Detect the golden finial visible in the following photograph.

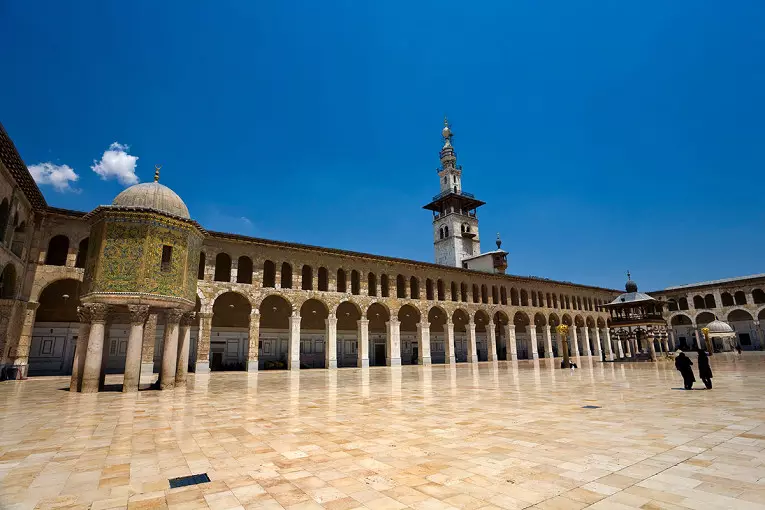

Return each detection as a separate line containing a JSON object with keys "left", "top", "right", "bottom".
{"left": 444, "top": 115, "right": 449, "bottom": 127}
{"left": 627, "top": 270, "right": 631, "bottom": 280}
{"left": 154, "top": 165, "right": 161, "bottom": 182}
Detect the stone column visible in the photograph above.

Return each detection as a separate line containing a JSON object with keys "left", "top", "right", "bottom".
{"left": 544, "top": 326, "right": 554, "bottom": 359}
{"left": 624, "top": 334, "right": 632, "bottom": 357}
{"left": 70, "top": 306, "right": 91, "bottom": 392}
{"left": 81, "top": 304, "right": 110, "bottom": 393}
{"left": 246, "top": 309, "right": 259, "bottom": 372}
{"left": 11, "top": 301, "right": 39, "bottom": 377}
{"left": 571, "top": 326, "right": 579, "bottom": 356}
{"left": 386, "top": 318, "right": 401, "bottom": 366}
{"left": 487, "top": 321, "right": 498, "bottom": 361}
{"left": 647, "top": 331, "right": 657, "bottom": 361}
{"left": 357, "top": 318, "right": 370, "bottom": 367}
{"left": 123, "top": 305, "right": 149, "bottom": 392}
{"left": 616, "top": 334, "right": 625, "bottom": 358}
{"left": 662, "top": 332, "right": 669, "bottom": 353}
{"left": 668, "top": 329, "right": 676, "bottom": 350}
{"left": 444, "top": 320, "right": 456, "bottom": 365}
{"left": 528, "top": 325, "right": 539, "bottom": 359}
{"left": 195, "top": 312, "right": 213, "bottom": 373}
{"left": 325, "top": 314, "right": 337, "bottom": 369}
{"left": 175, "top": 312, "right": 194, "bottom": 387}
{"left": 506, "top": 325, "right": 518, "bottom": 361}
{"left": 140, "top": 312, "right": 157, "bottom": 378}
{"left": 582, "top": 327, "right": 591, "bottom": 356}
{"left": 415, "top": 321, "right": 431, "bottom": 365}
{"left": 603, "top": 328, "right": 614, "bottom": 361}
{"left": 160, "top": 309, "right": 182, "bottom": 390}
{"left": 693, "top": 328, "right": 701, "bottom": 349}
{"left": 593, "top": 328, "right": 602, "bottom": 358}
{"left": 288, "top": 312, "right": 301, "bottom": 370}
{"left": 466, "top": 319, "right": 478, "bottom": 363}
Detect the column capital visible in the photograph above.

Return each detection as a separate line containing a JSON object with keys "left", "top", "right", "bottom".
{"left": 386, "top": 318, "right": 400, "bottom": 325}
{"left": 357, "top": 318, "right": 369, "bottom": 326}
{"left": 165, "top": 308, "right": 184, "bottom": 325}
{"left": 77, "top": 305, "right": 91, "bottom": 323}
{"left": 85, "top": 303, "right": 110, "bottom": 323}
{"left": 26, "top": 301, "right": 40, "bottom": 311}
{"left": 181, "top": 311, "right": 197, "bottom": 326}
{"left": 325, "top": 315, "right": 337, "bottom": 325}
{"left": 127, "top": 305, "right": 150, "bottom": 325}
{"left": 250, "top": 308, "right": 260, "bottom": 317}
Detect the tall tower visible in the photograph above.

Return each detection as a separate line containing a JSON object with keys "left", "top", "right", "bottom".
{"left": 423, "top": 118, "right": 485, "bottom": 268}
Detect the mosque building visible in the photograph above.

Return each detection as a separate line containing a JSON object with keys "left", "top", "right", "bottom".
{"left": 0, "top": 120, "right": 763, "bottom": 392}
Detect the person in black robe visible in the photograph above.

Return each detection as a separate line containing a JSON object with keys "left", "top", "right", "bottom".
{"left": 674, "top": 352, "right": 695, "bottom": 390}
{"left": 697, "top": 349, "right": 713, "bottom": 389}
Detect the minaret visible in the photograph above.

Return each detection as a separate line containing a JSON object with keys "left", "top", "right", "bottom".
{"left": 423, "top": 118, "right": 485, "bottom": 268}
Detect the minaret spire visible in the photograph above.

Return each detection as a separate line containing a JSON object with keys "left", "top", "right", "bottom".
{"left": 439, "top": 116, "right": 456, "bottom": 169}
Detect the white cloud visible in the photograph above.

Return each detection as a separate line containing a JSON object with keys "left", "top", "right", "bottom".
{"left": 91, "top": 142, "right": 139, "bottom": 186}
{"left": 28, "top": 162, "right": 80, "bottom": 192}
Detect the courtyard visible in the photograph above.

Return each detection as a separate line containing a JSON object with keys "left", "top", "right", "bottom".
{"left": 1, "top": 355, "right": 764, "bottom": 510}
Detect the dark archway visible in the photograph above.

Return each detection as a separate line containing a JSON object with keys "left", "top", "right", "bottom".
{"left": 474, "top": 310, "right": 490, "bottom": 361}
{"left": 0, "top": 264, "right": 17, "bottom": 299}
{"left": 367, "top": 303, "right": 389, "bottom": 366}
{"left": 29, "top": 279, "right": 83, "bottom": 376}
{"left": 281, "top": 263, "right": 292, "bottom": 289}
{"left": 428, "top": 306, "right": 447, "bottom": 363}
{"left": 214, "top": 253, "right": 231, "bottom": 282}
{"left": 318, "top": 267, "right": 328, "bottom": 291}
{"left": 211, "top": 292, "right": 252, "bottom": 371}
{"left": 301, "top": 265, "right": 313, "bottom": 290}
{"left": 351, "top": 270, "right": 360, "bottom": 295}
{"left": 259, "top": 295, "right": 291, "bottom": 370}
{"left": 399, "top": 304, "right": 421, "bottom": 365}
{"left": 299, "top": 299, "right": 328, "bottom": 368}
{"left": 337, "top": 269, "right": 347, "bottom": 293}
{"left": 368, "top": 273, "right": 377, "bottom": 297}
{"left": 46, "top": 235, "right": 69, "bottom": 266}
{"left": 237, "top": 256, "right": 253, "bottom": 284}
{"left": 197, "top": 252, "right": 206, "bottom": 280}
{"left": 263, "top": 260, "right": 276, "bottom": 287}
{"left": 337, "top": 301, "right": 362, "bottom": 367}
{"left": 452, "top": 309, "right": 469, "bottom": 362}
{"left": 75, "top": 238, "right": 89, "bottom": 268}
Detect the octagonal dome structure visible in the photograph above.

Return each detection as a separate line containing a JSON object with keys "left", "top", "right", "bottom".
{"left": 112, "top": 181, "right": 190, "bottom": 219}
{"left": 705, "top": 319, "right": 736, "bottom": 337}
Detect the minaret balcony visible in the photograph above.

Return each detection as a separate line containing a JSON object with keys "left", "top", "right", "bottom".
{"left": 461, "top": 231, "right": 476, "bottom": 239}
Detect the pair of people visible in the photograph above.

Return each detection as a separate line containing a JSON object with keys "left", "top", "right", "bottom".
{"left": 675, "top": 350, "right": 713, "bottom": 389}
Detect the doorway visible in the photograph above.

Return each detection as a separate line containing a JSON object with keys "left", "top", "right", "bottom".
{"left": 374, "top": 344, "right": 386, "bottom": 366}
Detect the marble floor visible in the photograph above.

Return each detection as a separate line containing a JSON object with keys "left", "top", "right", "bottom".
{"left": 1, "top": 354, "right": 764, "bottom": 510}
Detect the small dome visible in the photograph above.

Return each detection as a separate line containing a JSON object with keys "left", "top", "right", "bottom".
{"left": 705, "top": 319, "right": 734, "bottom": 334}
{"left": 442, "top": 126, "right": 452, "bottom": 139}
{"left": 625, "top": 279, "right": 638, "bottom": 293}
{"left": 112, "top": 181, "right": 190, "bottom": 219}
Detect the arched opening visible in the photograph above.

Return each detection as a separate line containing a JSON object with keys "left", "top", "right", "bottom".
{"left": 396, "top": 275, "right": 406, "bottom": 298}
{"left": 0, "top": 198, "right": 9, "bottom": 242}
{"left": 337, "top": 269, "right": 347, "bottom": 293}
{"left": 500, "top": 286, "right": 507, "bottom": 305}
{"left": 410, "top": 277, "right": 420, "bottom": 300}
{"left": 351, "top": 270, "right": 360, "bottom": 295}
{"left": 531, "top": 292, "right": 537, "bottom": 307}
{"left": 437, "top": 279, "right": 445, "bottom": 301}
{"left": 734, "top": 291, "right": 747, "bottom": 305}
{"left": 367, "top": 303, "right": 389, "bottom": 366}
{"left": 211, "top": 292, "right": 252, "bottom": 371}
{"left": 452, "top": 309, "right": 470, "bottom": 362}
{"left": 532, "top": 313, "right": 547, "bottom": 356}
{"left": 679, "top": 297, "right": 689, "bottom": 310}
{"left": 704, "top": 294, "right": 716, "bottom": 309}
{"left": 460, "top": 283, "right": 468, "bottom": 302}
{"left": 263, "top": 260, "right": 276, "bottom": 287}
{"left": 337, "top": 301, "right": 362, "bottom": 367}
{"left": 585, "top": 316, "right": 596, "bottom": 355}
{"left": 439, "top": 227, "right": 444, "bottom": 239}
{"left": 548, "top": 313, "right": 561, "bottom": 357}
{"left": 450, "top": 281, "right": 458, "bottom": 302}
{"left": 667, "top": 299, "right": 678, "bottom": 311}
{"left": 75, "top": 238, "right": 89, "bottom": 268}
{"left": 472, "top": 284, "right": 479, "bottom": 303}
{"left": 721, "top": 292, "right": 734, "bottom": 307}
{"left": 398, "top": 304, "right": 421, "bottom": 365}
{"left": 752, "top": 289, "right": 765, "bottom": 304}
{"left": 426, "top": 278, "right": 434, "bottom": 301}
{"left": 474, "top": 310, "right": 490, "bottom": 361}
{"left": 45, "top": 235, "right": 69, "bottom": 266}
{"left": 513, "top": 311, "right": 531, "bottom": 359}
{"left": 28, "top": 279, "right": 83, "bottom": 376}
{"left": 299, "top": 299, "right": 328, "bottom": 368}
{"left": 318, "top": 267, "right": 328, "bottom": 291}
{"left": 237, "top": 256, "right": 253, "bottom": 284}
{"left": 510, "top": 288, "right": 519, "bottom": 306}
{"left": 198, "top": 252, "right": 206, "bottom": 280}
{"left": 491, "top": 286, "right": 498, "bottom": 305}
{"left": 259, "top": 295, "right": 291, "bottom": 370}
{"left": 520, "top": 289, "right": 529, "bottom": 306}
{"left": 696, "top": 311, "right": 716, "bottom": 327}
{"left": 728, "top": 309, "right": 754, "bottom": 351}
{"left": 481, "top": 284, "right": 488, "bottom": 304}
{"left": 693, "top": 295, "right": 705, "bottom": 309}
{"left": 0, "top": 264, "right": 18, "bottom": 299}
{"left": 11, "top": 220, "right": 27, "bottom": 257}
{"left": 301, "top": 265, "right": 313, "bottom": 290}
{"left": 380, "top": 274, "right": 389, "bottom": 297}
{"left": 428, "top": 306, "right": 447, "bottom": 363}
{"left": 539, "top": 292, "right": 545, "bottom": 308}
{"left": 214, "top": 253, "right": 231, "bottom": 282}
{"left": 670, "top": 314, "right": 694, "bottom": 350}
{"left": 493, "top": 310, "right": 510, "bottom": 360}
{"left": 281, "top": 262, "right": 292, "bottom": 289}
{"left": 552, "top": 294, "right": 558, "bottom": 308}
{"left": 565, "top": 296, "right": 571, "bottom": 309}
{"left": 546, "top": 293, "right": 552, "bottom": 308}
{"left": 368, "top": 273, "right": 377, "bottom": 296}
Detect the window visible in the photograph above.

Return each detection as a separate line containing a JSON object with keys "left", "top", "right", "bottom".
{"left": 161, "top": 245, "right": 173, "bottom": 272}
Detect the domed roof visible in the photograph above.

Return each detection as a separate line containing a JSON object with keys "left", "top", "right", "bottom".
{"left": 111, "top": 181, "right": 190, "bottom": 219}
{"left": 705, "top": 319, "right": 734, "bottom": 334}
{"left": 625, "top": 270, "right": 638, "bottom": 293}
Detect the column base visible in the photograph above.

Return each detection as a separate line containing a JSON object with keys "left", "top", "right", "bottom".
{"left": 446, "top": 356, "right": 456, "bottom": 365}
{"left": 510, "top": 354, "right": 518, "bottom": 361}
{"left": 531, "top": 353, "right": 539, "bottom": 360}
{"left": 140, "top": 362, "right": 155, "bottom": 377}
{"left": 194, "top": 361, "right": 210, "bottom": 374}
{"left": 418, "top": 357, "right": 431, "bottom": 366}
{"left": 246, "top": 360, "right": 259, "bottom": 372}
{"left": 357, "top": 359, "right": 369, "bottom": 368}
{"left": 288, "top": 361, "right": 300, "bottom": 371}
{"left": 326, "top": 359, "right": 338, "bottom": 369}
{"left": 468, "top": 355, "right": 478, "bottom": 363}
{"left": 386, "top": 358, "right": 401, "bottom": 367}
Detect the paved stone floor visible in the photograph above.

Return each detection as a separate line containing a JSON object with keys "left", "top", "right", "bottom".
{"left": 1, "top": 353, "right": 765, "bottom": 510}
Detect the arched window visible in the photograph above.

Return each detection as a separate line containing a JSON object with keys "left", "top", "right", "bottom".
{"left": 197, "top": 252, "right": 206, "bottom": 280}
{"left": 693, "top": 295, "right": 705, "bottom": 309}
{"left": 426, "top": 279, "right": 434, "bottom": 300}
{"left": 351, "top": 270, "right": 360, "bottom": 295}
{"left": 679, "top": 297, "right": 689, "bottom": 310}
{"left": 318, "top": 267, "right": 328, "bottom": 291}
{"left": 301, "top": 265, "right": 313, "bottom": 290}
{"left": 0, "top": 264, "right": 17, "bottom": 299}
{"left": 510, "top": 288, "right": 519, "bottom": 306}
{"left": 472, "top": 284, "right": 479, "bottom": 303}
{"left": 552, "top": 294, "right": 558, "bottom": 308}
{"left": 531, "top": 292, "right": 538, "bottom": 307}
{"left": 437, "top": 280, "right": 445, "bottom": 301}
{"left": 667, "top": 299, "right": 678, "bottom": 312}
{"left": 721, "top": 292, "right": 734, "bottom": 307}
{"left": 237, "top": 256, "right": 253, "bottom": 284}
{"left": 397, "top": 275, "right": 406, "bottom": 298}
{"left": 753, "top": 289, "right": 765, "bottom": 304}
{"left": 444, "top": 226, "right": 449, "bottom": 237}
{"left": 75, "top": 237, "right": 89, "bottom": 268}
{"left": 281, "top": 262, "right": 292, "bottom": 289}
{"left": 520, "top": 289, "right": 528, "bottom": 306}
{"left": 439, "top": 228, "right": 444, "bottom": 240}
{"left": 492, "top": 286, "right": 499, "bottom": 304}
{"left": 214, "top": 253, "right": 231, "bottom": 282}
{"left": 368, "top": 273, "right": 377, "bottom": 296}
{"left": 460, "top": 283, "right": 468, "bottom": 302}
{"left": 500, "top": 287, "right": 507, "bottom": 305}
{"left": 540, "top": 292, "right": 546, "bottom": 308}
{"left": 734, "top": 291, "right": 747, "bottom": 305}
{"left": 0, "top": 199, "right": 9, "bottom": 243}
{"left": 410, "top": 276, "right": 419, "bottom": 299}
{"left": 381, "top": 274, "right": 389, "bottom": 297}
{"left": 45, "top": 235, "right": 69, "bottom": 266}
{"left": 546, "top": 293, "right": 551, "bottom": 308}
{"left": 263, "top": 260, "right": 276, "bottom": 287}
{"left": 337, "top": 269, "right": 347, "bottom": 293}
{"left": 481, "top": 284, "right": 488, "bottom": 304}
{"left": 704, "top": 294, "right": 716, "bottom": 309}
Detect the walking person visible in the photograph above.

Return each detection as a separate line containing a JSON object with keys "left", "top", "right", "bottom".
{"left": 697, "top": 349, "right": 713, "bottom": 389}
{"left": 674, "top": 351, "right": 695, "bottom": 390}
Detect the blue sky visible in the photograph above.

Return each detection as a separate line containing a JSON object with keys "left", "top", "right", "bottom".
{"left": 2, "top": 1, "right": 764, "bottom": 291}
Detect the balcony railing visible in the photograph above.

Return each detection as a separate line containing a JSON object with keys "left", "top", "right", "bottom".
{"left": 431, "top": 189, "right": 475, "bottom": 202}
